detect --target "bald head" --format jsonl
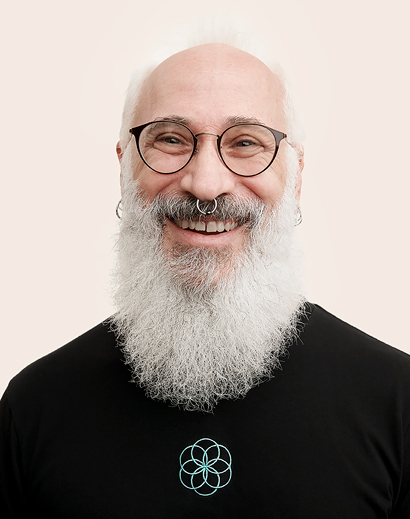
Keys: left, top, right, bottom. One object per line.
{"left": 119, "top": 39, "right": 303, "bottom": 152}
{"left": 134, "top": 43, "right": 287, "bottom": 135}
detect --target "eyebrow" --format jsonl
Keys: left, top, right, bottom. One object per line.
{"left": 154, "top": 115, "right": 266, "bottom": 128}
{"left": 223, "top": 115, "right": 265, "bottom": 126}
{"left": 154, "top": 115, "right": 190, "bottom": 125}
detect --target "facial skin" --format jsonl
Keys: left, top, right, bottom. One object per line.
{"left": 116, "top": 43, "right": 303, "bottom": 258}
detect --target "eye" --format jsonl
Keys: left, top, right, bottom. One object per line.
{"left": 234, "top": 139, "right": 256, "bottom": 147}
{"left": 156, "top": 133, "right": 183, "bottom": 144}
{"left": 228, "top": 134, "right": 262, "bottom": 149}
{"left": 149, "top": 130, "right": 193, "bottom": 156}
{"left": 228, "top": 136, "right": 262, "bottom": 151}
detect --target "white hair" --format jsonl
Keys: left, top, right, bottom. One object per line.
{"left": 118, "top": 17, "right": 305, "bottom": 151}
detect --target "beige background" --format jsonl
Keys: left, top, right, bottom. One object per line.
{"left": 1, "top": 0, "right": 409, "bottom": 394}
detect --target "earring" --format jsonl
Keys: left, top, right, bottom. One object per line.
{"left": 116, "top": 200, "right": 122, "bottom": 219}
{"left": 295, "top": 206, "right": 302, "bottom": 226}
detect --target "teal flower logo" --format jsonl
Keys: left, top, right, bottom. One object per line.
{"left": 179, "top": 438, "right": 232, "bottom": 496}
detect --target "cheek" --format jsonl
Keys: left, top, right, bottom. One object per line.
{"left": 241, "top": 172, "right": 287, "bottom": 207}
{"left": 132, "top": 163, "right": 177, "bottom": 202}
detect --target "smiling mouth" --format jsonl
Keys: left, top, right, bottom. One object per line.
{"left": 173, "top": 218, "right": 239, "bottom": 234}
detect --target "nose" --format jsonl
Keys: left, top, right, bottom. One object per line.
{"left": 179, "top": 134, "right": 236, "bottom": 202}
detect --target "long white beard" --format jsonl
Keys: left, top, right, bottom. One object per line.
{"left": 112, "top": 152, "right": 305, "bottom": 412}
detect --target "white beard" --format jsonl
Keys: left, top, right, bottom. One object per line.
{"left": 112, "top": 150, "right": 305, "bottom": 412}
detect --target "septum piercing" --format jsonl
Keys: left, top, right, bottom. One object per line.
{"left": 196, "top": 198, "right": 218, "bottom": 215}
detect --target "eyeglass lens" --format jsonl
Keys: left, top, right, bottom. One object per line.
{"left": 137, "top": 121, "right": 279, "bottom": 176}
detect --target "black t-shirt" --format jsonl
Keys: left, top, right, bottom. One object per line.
{"left": 1, "top": 304, "right": 410, "bottom": 518}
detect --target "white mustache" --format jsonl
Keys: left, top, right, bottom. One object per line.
{"left": 150, "top": 194, "right": 266, "bottom": 229}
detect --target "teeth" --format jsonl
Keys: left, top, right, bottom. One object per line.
{"left": 195, "top": 221, "right": 206, "bottom": 231}
{"left": 206, "top": 221, "right": 217, "bottom": 232}
{"left": 174, "top": 218, "right": 238, "bottom": 233}
{"left": 216, "top": 221, "right": 225, "bottom": 232}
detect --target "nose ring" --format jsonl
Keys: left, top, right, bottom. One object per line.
{"left": 196, "top": 198, "right": 218, "bottom": 215}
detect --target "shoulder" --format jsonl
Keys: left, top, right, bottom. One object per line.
{"left": 6, "top": 319, "right": 123, "bottom": 407}
{"left": 305, "top": 303, "right": 409, "bottom": 356}
{"left": 299, "top": 303, "right": 410, "bottom": 389}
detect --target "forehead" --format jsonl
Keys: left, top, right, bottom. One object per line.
{"left": 135, "top": 44, "right": 286, "bottom": 132}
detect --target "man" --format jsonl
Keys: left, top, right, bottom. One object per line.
{"left": 1, "top": 35, "right": 409, "bottom": 518}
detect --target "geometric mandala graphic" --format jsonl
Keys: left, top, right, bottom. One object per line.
{"left": 179, "top": 438, "right": 232, "bottom": 496}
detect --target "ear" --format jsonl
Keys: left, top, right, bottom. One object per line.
{"left": 116, "top": 142, "right": 124, "bottom": 197}
{"left": 116, "top": 141, "right": 123, "bottom": 163}
{"left": 295, "top": 145, "right": 304, "bottom": 202}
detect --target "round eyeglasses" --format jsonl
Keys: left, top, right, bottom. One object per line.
{"left": 129, "top": 121, "right": 287, "bottom": 177}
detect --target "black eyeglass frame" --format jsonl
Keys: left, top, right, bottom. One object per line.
{"left": 129, "top": 121, "right": 287, "bottom": 178}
